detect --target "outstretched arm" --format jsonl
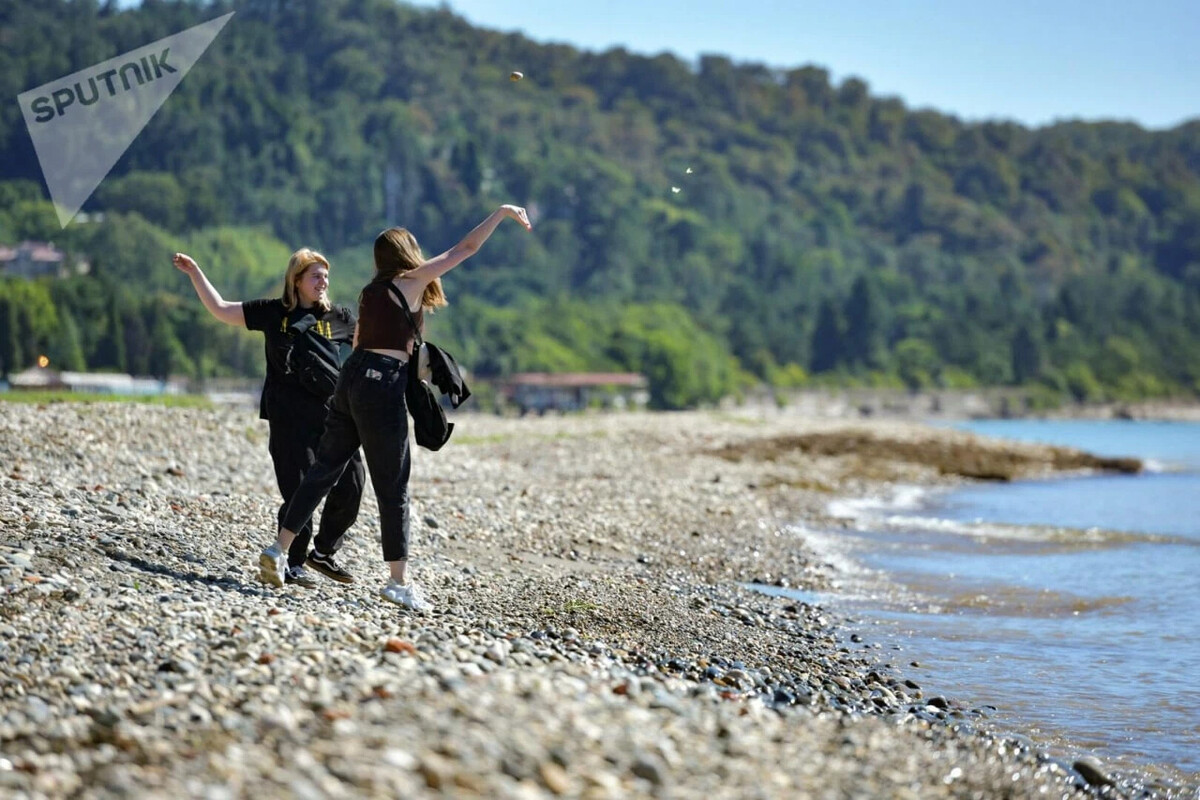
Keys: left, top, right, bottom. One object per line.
{"left": 400, "top": 204, "right": 531, "bottom": 286}
{"left": 173, "top": 253, "right": 246, "bottom": 327}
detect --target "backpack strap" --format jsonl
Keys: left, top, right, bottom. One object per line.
{"left": 383, "top": 282, "right": 423, "bottom": 353}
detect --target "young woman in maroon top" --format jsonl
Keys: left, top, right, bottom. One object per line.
{"left": 258, "top": 204, "right": 531, "bottom": 609}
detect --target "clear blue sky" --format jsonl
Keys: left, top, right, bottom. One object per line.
{"left": 409, "top": 0, "right": 1199, "bottom": 129}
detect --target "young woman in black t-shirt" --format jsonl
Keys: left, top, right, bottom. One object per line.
{"left": 173, "top": 249, "right": 365, "bottom": 587}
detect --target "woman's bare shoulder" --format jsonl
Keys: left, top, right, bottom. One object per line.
{"left": 388, "top": 277, "right": 423, "bottom": 312}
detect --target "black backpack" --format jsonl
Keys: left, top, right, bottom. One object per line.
{"left": 285, "top": 314, "right": 342, "bottom": 400}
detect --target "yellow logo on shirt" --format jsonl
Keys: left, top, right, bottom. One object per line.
{"left": 282, "top": 318, "right": 333, "bottom": 338}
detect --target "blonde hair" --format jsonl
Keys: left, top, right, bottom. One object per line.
{"left": 371, "top": 227, "right": 447, "bottom": 310}
{"left": 282, "top": 248, "right": 332, "bottom": 312}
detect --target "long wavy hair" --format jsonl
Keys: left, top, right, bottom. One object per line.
{"left": 371, "top": 227, "right": 447, "bottom": 310}
{"left": 282, "top": 248, "right": 332, "bottom": 313}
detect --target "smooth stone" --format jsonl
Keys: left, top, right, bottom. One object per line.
{"left": 1072, "top": 757, "right": 1113, "bottom": 787}
{"left": 631, "top": 756, "right": 665, "bottom": 785}
{"left": 25, "top": 697, "right": 51, "bottom": 724}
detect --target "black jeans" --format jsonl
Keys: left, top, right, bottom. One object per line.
{"left": 281, "top": 350, "right": 413, "bottom": 561}
{"left": 268, "top": 405, "right": 365, "bottom": 569}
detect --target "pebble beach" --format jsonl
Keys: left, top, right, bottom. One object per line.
{"left": 0, "top": 402, "right": 1196, "bottom": 799}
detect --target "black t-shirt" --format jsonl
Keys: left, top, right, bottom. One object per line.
{"left": 243, "top": 298, "right": 356, "bottom": 421}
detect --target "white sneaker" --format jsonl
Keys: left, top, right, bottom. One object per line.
{"left": 258, "top": 543, "right": 286, "bottom": 588}
{"left": 380, "top": 580, "right": 431, "bottom": 611}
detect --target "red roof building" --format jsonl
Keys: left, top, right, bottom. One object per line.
{"left": 0, "top": 241, "right": 66, "bottom": 278}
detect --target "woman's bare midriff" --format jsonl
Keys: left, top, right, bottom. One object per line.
{"left": 366, "top": 347, "right": 409, "bottom": 364}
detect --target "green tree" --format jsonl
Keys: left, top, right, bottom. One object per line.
{"left": 1011, "top": 324, "right": 1045, "bottom": 384}
{"left": 46, "top": 307, "right": 87, "bottom": 372}
{"left": 610, "top": 304, "right": 739, "bottom": 409}
{"left": 843, "top": 276, "right": 884, "bottom": 369}
{"left": 147, "top": 309, "right": 193, "bottom": 379}
{"left": 810, "top": 299, "right": 844, "bottom": 373}
{"left": 0, "top": 297, "right": 22, "bottom": 377}
{"left": 894, "top": 337, "right": 938, "bottom": 389}
{"left": 94, "top": 172, "right": 189, "bottom": 232}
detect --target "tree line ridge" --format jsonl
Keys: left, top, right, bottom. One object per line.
{"left": 1, "top": 0, "right": 1197, "bottom": 408}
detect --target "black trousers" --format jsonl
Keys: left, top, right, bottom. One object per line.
{"left": 268, "top": 400, "right": 365, "bottom": 569}
{"left": 282, "top": 350, "right": 413, "bottom": 562}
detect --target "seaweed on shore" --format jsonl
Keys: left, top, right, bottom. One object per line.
{"left": 710, "top": 429, "right": 1142, "bottom": 482}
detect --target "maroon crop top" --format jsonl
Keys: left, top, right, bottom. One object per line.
{"left": 355, "top": 281, "right": 424, "bottom": 352}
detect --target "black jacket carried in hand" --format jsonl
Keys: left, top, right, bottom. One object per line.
{"left": 420, "top": 342, "right": 471, "bottom": 409}
{"left": 406, "top": 342, "right": 471, "bottom": 450}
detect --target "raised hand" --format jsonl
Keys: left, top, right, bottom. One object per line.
{"left": 174, "top": 252, "right": 244, "bottom": 327}
{"left": 500, "top": 205, "right": 532, "bottom": 231}
{"left": 173, "top": 252, "right": 199, "bottom": 275}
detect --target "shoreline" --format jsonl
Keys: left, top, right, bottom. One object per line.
{"left": 729, "top": 388, "right": 1200, "bottom": 424}
{"left": 0, "top": 404, "right": 1196, "bottom": 797}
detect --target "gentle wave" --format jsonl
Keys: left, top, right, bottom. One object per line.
{"left": 922, "top": 585, "right": 1136, "bottom": 618}
{"left": 1141, "top": 458, "right": 1170, "bottom": 474}
{"left": 826, "top": 486, "right": 1190, "bottom": 547}
{"left": 781, "top": 524, "right": 892, "bottom": 603}
{"left": 826, "top": 484, "right": 936, "bottom": 519}
{"left": 879, "top": 514, "right": 1185, "bottom": 546}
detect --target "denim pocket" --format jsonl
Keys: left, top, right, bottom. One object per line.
{"left": 355, "top": 363, "right": 404, "bottom": 409}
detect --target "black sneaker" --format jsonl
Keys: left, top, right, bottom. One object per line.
{"left": 284, "top": 566, "right": 318, "bottom": 588}
{"left": 306, "top": 551, "right": 355, "bottom": 584}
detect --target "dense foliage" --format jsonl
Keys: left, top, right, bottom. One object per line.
{"left": 2, "top": 0, "right": 1199, "bottom": 407}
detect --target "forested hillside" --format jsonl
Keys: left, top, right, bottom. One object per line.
{"left": 2, "top": 0, "right": 1199, "bottom": 407}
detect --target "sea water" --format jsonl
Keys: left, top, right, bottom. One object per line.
{"left": 790, "top": 420, "right": 1200, "bottom": 778}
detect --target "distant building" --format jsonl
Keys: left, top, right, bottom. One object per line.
{"left": 7, "top": 366, "right": 186, "bottom": 396}
{"left": 0, "top": 241, "right": 66, "bottom": 278}
{"left": 500, "top": 372, "right": 649, "bottom": 414}
{"left": 0, "top": 241, "right": 88, "bottom": 278}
